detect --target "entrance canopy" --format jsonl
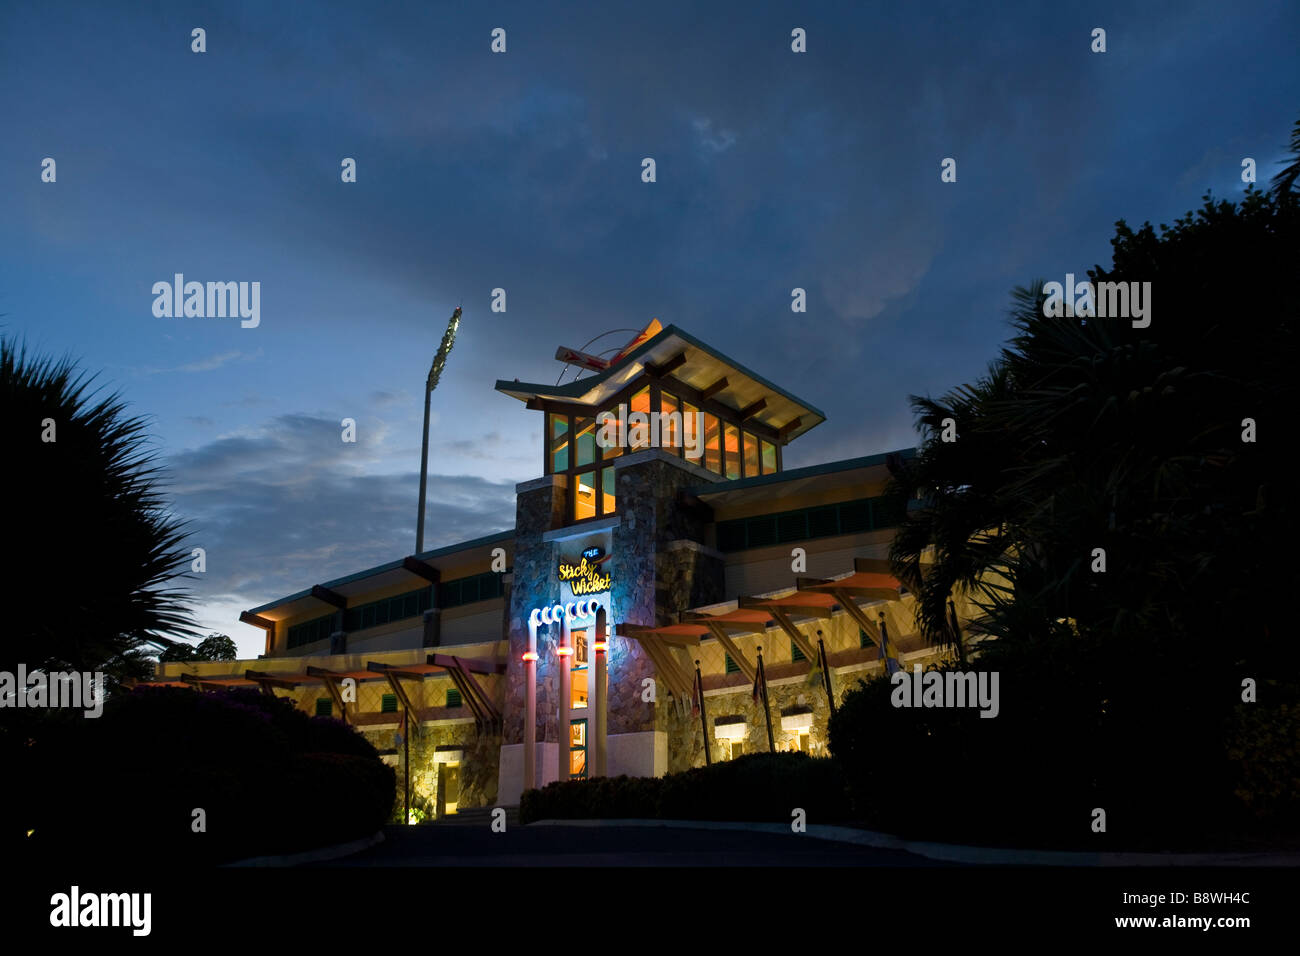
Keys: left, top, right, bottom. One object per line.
{"left": 798, "top": 571, "right": 904, "bottom": 602}
{"left": 617, "top": 556, "right": 922, "bottom": 696}
{"left": 178, "top": 674, "right": 259, "bottom": 691}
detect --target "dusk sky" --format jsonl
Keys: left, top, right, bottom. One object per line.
{"left": 3, "top": 1, "right": 1296, "bottom": 656}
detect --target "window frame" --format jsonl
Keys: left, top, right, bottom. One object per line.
{"left": 539, "top": 373, "right": 788, "bottom": 526}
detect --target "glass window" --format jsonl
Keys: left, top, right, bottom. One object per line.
{"left": 574, "top": 471, "right": 597, "bottom": 520}
{"left": 549, "top": 414, "right": 570, "bottom": 473}
{"left": 599, "top": 406, "right": 622, "bottom": 459}
{"left": 600, "top": 466, "right": 616, "bottom": 516}
{"left": 571, "top": 654, "right": 588, "bottom": 708}
{"left": 724, "top": 424, "right": 741, "bottom": 479}
{"left": 704, "top": 414, "right": 722, "bottom": 474}
{"left": 569, "top": 719, "right": 588, "bottom": 779}
{"left": 660, "top": 391, "right": 681, "bottom": 455}
{"left": 743, "top": 431, "right": 759, "bottom": 478}
{"left": 629, "top": 387, "right": 652, "bottom": 450}
{"left": 575, "top": 417, "right": 596, "bottom": 468}
{"left": 682, "top": 402, "right": 702, "bottom": 463}
{"left": 630, "top": 386, "right": 652, "bottom": 415}
{"left": 761, "top": 440, "right": 777, "bottom": 474}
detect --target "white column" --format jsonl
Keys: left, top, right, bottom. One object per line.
{"left": 559, "top": 605, "right": 571, "bottom": 782}
{"left": 524, "top": 614, "right": 538, "bottom": 794}
{"left": 594, "top": 603, "right": 608, "bottom": 777}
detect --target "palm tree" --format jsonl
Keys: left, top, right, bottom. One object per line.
{"left": 885, "top": 354, "right": 1020, "bottom": 651}
{"left": 1270, "top": 117, "right": 1300, "bottom": 196}
{"left": 885, "top": 152, "right": 1299, "bottom": 682}
{"left": 1, "top": 337, "right": 198, "bottom": 692}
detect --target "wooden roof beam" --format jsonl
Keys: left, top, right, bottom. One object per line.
{"left": 444, "top": 656, "right": 501, "bottom": 731}
{"left": 738, "top": 596, "right": 834, "bottom": 620}
{"left": 644, "top": 351, "right": 687, "bottom": 379}
{"left": 766, "top": 609, "right": 818, "bottom": 662}
{"left": 310, "top": 584, "right": 347, "bottom": 610}
{"left": 638, "top": 639, "right": 694, "bottom": 699}
{"left": 706, "top": 623, "right": 757, "bottom": 683}
{"left": 402, "top": 557, "right": 441, "bottom": 584}
{"left": 682, "top": 612, "right": 768, "bottom": 636}
{"left": 428, "top": 653, "right": 504, "bottom": 675}
{"left": 699, "top": 377, "right": 728, "bottom": 400}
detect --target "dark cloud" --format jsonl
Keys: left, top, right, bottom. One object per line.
{"left": 3, "top": 0, "right": 1296, "bottom": 635}
{"left": 164, "top": 415, "right": 515, "bottom": 613}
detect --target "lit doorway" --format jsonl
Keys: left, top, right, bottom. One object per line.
{"left": 571, "top": 628, "right": 589, "bottom": 710}
{"left": 437, "top": 762, "right": 460, "bottom": 816}
{"left": 569, "top": 718, "right": 588, "bottom": 779}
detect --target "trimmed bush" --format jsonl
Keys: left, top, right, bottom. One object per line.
{"left": 828, "top": 649, "right": 1292, "bottom": 851}
{"left": 520, "top": 752, "right": 850, "bottom": 825}
{"left": 23, "top": 687, "right": 395, "bottom": 865}
{"left": 1225, "top": 681, "right": 1300, "bottom": 822}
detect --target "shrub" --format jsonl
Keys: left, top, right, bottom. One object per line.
{"left": 23, "top": 687, "right": 394, "bottom": 864}
{"left": 520, "top": 752, "right": 850, "bottom": 825}
{"left": 1225, "top": 681, "right": 1300, "bottom": 822}
{"left": 828, "top": 646, "right": 1276, "bottom": 850}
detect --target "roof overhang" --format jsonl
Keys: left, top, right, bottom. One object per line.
{"left": 688, "top": 448, "right": 917, "bottom": 510}
{"left": 495, "top": 324, "right": 826, "bottom": 441}
{"left": 245, "top": 529, "right": 514, "bottom": 620}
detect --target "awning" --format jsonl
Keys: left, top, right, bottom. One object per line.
{"left": 244, "top": 670, "right": 325, "bottom": 690}
{"left": 741, "top": 591, "right": 838, "bottom": 616}
{"left": 798, "top": 571, "right": 904, "bottom": 602}
{"left": 306, "top": 667, "right": 389, "bottom": 683}
{"left": 179, "top": 674, "right": 259, "bottom": 690}
{"left": 683, "top": 608, "right": 773, "bottom": 632}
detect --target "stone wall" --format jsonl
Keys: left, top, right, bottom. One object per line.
{"left": 665, "top": 677, "right": 833, "bottom": 774}
{"left": 502, "top": 452, "right": 726, "bottom": 773}
{"left": 502, "top": 477, "right": 566, "bottom": 746}
{"left": 610, "top": 453, "right": 723, "bottom": 737}
{"left": 364, "top": 721, "right": 501, "bottom": 819}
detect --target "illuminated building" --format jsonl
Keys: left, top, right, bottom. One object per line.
{"left": 153, "top": 321, "right": 961, "bottom": 817}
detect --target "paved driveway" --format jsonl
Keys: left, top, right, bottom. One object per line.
{"left": 321, "top": 822, "right": 949, "bottom": 866}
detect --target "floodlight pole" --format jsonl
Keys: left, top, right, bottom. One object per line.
{"left": 416, "top": 306, "right": 463, "bottom": 554}
{"left": 416, "top": 382, "right": 433, "bottom": 554}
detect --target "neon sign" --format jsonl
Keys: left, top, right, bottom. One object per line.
{"left": 529, "top": 599, "right": 602, "bottom": 628}
{"left": 557, "top": 546, "right": 611, "bottom": 596}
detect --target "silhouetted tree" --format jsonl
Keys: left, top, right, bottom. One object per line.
{"left": 878, "top": 120, "right": 1300, "bottom": 837}
{"left": 1, "top": 337, "right": 198, "bottom": 690}
{"left": 159, "top": 633, "right": 238, "bottom": 663}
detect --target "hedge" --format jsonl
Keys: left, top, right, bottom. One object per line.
{"left": 21, "top": 687, "right": 395, "bottom": 865}
{"left": 520, "top": 751, "right": 850, "bottom": 825}
{"left": 829, "top": 652, "right": 1300, "bottom": 851}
